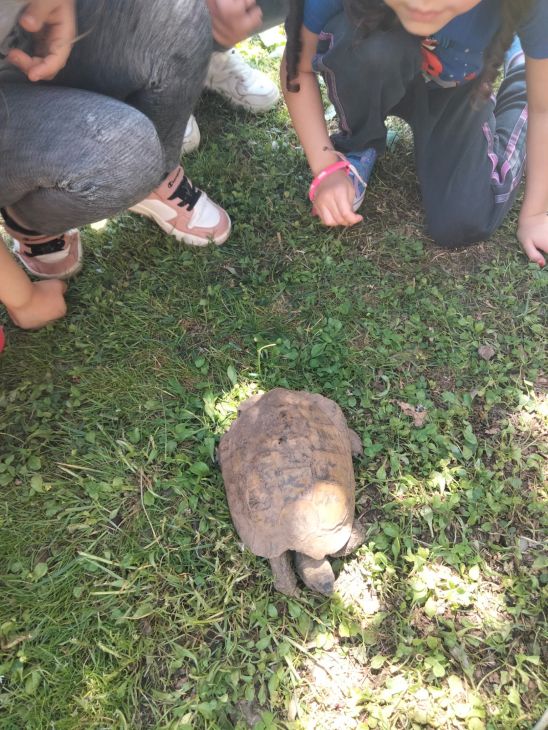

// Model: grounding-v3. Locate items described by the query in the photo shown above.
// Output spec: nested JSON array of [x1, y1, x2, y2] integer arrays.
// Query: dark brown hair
[[475, 0, 533, 102], [285, 0, 533, 102], [284, 0, 305, 91]]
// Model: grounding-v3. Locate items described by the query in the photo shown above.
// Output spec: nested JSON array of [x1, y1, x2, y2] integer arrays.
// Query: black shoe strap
[[24, 237, 66, 257], [1, 207, 41, 237]]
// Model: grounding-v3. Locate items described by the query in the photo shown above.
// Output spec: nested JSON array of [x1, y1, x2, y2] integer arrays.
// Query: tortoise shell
[[218, 389, 357, 560]]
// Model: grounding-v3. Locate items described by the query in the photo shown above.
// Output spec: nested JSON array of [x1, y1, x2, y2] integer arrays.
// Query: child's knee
[[67, 104, 165, 206], [114, 113, 165, 201], [426, 207, 498, 249]]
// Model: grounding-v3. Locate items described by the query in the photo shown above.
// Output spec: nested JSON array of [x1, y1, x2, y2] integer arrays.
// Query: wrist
[[309, 160, 351, 203], [309, 148, 341, 177], [0, 274, 33, 311], [3, 287, 33, 311], [519, 188, 548, 220], [519, 207, 548, 222], [0, 241, 34, 310]]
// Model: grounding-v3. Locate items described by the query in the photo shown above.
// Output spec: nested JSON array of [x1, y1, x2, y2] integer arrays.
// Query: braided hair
[[284, 0, 533, 101], [475, 0, 533, 102], [285, 0, 305, 91], [284, 0, 395, 91]]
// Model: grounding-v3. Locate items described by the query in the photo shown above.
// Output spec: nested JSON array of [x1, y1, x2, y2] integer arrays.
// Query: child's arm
[[0, 238, 67, 329], [517, 56, 548, 267], [7, 0, 76, 82], [281, 26, 362, 227]]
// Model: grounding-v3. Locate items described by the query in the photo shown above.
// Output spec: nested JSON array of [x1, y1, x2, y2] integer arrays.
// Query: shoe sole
[[181, 121, 201, 155], [206, 87, 280, 114], [181, 137, 200, 154], [353, 191, 366, 212], [13, 236, 84, 280], [130, 204, 231, 247]]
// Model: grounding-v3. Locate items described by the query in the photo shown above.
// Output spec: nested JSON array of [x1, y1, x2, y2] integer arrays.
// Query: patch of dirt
[[533, 372, 547, 395], [424, 367, 458, 401], [230, 700, 264, 728], [429, 241, 499, 276], [297, 643, 370, 729]]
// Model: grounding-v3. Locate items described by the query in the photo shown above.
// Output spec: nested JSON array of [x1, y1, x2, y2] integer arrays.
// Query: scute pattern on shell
[[219, 389, 356, 560]]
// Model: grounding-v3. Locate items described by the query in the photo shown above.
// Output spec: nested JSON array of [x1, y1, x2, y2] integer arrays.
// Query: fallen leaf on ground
[[398, 401, 428, 427], [478, 345, 496, 361]]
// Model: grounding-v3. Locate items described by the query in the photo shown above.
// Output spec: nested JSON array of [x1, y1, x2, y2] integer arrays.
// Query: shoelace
[[168, 174, 202, 211], [24, 236, 66, 257]]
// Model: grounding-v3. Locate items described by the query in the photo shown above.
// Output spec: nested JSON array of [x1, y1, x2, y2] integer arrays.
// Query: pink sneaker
[[9, 228, 83, 280], [130, 166, 231, 246]]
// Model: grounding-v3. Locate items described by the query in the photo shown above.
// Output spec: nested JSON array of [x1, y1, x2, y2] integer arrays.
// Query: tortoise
[[218, 388, 364, 596]]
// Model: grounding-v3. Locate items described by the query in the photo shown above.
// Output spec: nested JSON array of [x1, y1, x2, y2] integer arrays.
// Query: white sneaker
[[181, 114, 201, 154], [205, 49, 280, 113]]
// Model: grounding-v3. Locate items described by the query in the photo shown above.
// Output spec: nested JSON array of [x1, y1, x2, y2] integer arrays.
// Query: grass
[[0, 36, 547, 730]]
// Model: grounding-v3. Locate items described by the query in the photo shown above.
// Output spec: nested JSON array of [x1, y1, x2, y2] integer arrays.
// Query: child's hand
[[313, 171, 363, 227], [6, 279, 67, 329], [517, 212, 548, 267], [206, 0, 263, 48], [7, 0, 76, 82]]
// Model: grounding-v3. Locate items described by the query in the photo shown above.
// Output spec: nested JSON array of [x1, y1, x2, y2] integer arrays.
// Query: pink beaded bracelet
[[308, 160, 351, 203]]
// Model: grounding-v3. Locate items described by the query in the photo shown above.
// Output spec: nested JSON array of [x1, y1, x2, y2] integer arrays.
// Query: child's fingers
[[28, 52, 68, 81], [317, 205, 337, 227], [325, 199, 349, 227], [321, 205, 362, 227], [8, 39, 72, 82], [7, 50, 55, 81], [6, 50, 68, 82], [19, 0, 65, 32], [339, 203, 363, 226], [346, 212, 363, 225], [340, 186, 364, 226], [5, 48, 36, 77], [315, 199, 361, 227], [18, 8, 44, 33], [313, 174, 364, 227], [520, 237, 546, 267], [332, 193, 363, 226], [14, 1, 76, 81], [46, 279, 68, 296], [333, 202, 357, 227]]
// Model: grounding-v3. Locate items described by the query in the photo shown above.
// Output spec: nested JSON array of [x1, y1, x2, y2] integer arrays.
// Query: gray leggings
[[0, 0, 212, 235]]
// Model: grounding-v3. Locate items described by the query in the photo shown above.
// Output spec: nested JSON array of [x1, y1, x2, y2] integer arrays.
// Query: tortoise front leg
[[294, 553, 335, 595], [349, 429, 363, 457], [269, 552, 299, 596]]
